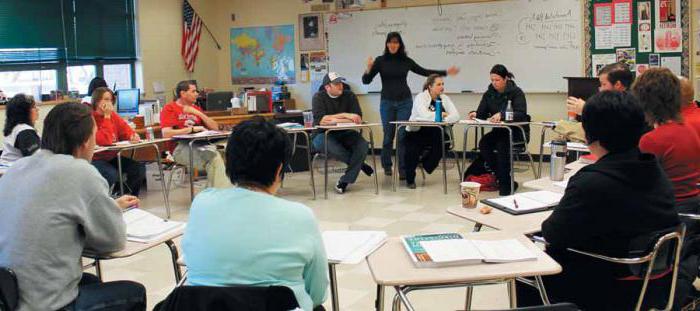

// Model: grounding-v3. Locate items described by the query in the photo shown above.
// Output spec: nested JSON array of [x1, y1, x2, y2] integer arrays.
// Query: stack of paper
[[123, 208, 185, 243], [276, 122, 303, 129], [173, 130, 224, 139], [419, 238, 537, 266], [322, 231, 387, 264]]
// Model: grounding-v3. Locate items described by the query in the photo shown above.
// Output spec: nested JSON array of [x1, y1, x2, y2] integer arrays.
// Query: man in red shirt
[[160, 80, 230, 189], [90, 87, 146, 195]]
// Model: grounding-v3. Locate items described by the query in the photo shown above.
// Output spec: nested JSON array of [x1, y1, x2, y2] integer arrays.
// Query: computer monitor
[[205, 91, 233, 111], [116, 88, 140, 117]]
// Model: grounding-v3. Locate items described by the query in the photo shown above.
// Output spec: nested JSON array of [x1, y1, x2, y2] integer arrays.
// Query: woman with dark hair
[[90, 87, 146, 196], [362, 31, 459, 178], [83, 77, 108, 105], [466, 64, 528, 195], [404, 74, 460, 188], [182, 118, 328, 311], [1, 94, 40, 165]]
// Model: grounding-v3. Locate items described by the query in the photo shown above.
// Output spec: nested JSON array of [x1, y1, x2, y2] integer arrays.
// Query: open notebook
[[418, 238, 537, 267], [123, 208, 185, 243], [323, 231, 387, 264], [482, 191, 563, 215]]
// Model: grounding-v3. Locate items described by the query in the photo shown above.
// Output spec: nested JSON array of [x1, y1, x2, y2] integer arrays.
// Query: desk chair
[[567, 224, 685, 311], [154, 285, 300, 311], [0, 267, 18, 311], [416, 125, 462, 185]]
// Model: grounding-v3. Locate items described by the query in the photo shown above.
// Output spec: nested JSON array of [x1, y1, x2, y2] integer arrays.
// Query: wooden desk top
[[367, 231, 561, 286], [317, 123, 381, 130], [84, 226, 184, 259], [447, 204, 551, 235], [459, 120, 530, 126]]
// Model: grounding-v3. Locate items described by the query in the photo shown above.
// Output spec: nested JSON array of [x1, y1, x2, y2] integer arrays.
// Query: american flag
[[182, 0, 202, 72]]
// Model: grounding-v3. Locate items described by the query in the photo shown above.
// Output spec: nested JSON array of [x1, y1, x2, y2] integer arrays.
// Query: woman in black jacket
[[467, 64, 528, 195], [362, 32, 459, 178]]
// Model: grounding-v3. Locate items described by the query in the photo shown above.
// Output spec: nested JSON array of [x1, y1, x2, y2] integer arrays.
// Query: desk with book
[[367, 231, 561, 311], [83, 208, 185, 284]]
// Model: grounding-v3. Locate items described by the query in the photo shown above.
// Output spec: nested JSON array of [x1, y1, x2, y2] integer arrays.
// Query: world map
[[230, 25, 296, 84]]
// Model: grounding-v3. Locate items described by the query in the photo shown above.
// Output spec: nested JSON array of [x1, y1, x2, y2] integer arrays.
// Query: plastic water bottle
[[435, 97, 443, 122], [504, 100, 514, 122]]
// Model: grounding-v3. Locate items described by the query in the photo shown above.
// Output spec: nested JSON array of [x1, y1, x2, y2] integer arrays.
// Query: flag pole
[[188, 1, 222, 50]]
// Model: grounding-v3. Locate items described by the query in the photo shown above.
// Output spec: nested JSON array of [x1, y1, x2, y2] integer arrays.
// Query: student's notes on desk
[[402, 233, 536, 267], [123, 208, 184, 243], [323, 231, 387, 264], [482, 191, 563, 215]]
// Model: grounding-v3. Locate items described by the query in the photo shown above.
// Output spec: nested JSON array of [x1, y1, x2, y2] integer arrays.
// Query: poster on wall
[[637, 2, 652, 52], [309, 52, 328, 98], [655, 0, 680, 29], [592, 53, 617, 74], [299, 13, 325, 51], [230, 25, 296, 84], [594, 3, 614, 49], [654, 28, 683, 53], [661, 56, 681, 75], [616, 48, 637, 69]]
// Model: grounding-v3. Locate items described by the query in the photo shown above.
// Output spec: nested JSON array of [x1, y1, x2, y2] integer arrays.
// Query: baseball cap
[[323, 72, 346, 86]]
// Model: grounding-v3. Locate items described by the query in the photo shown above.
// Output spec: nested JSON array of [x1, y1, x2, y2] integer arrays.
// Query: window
[[0, 70, 57, 98], [67, 65, 96, 95], [0, 0, 137, 97], [104, 64, 133, 91]]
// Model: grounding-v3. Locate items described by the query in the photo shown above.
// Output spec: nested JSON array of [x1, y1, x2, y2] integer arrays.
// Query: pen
[[513, 199, 519, 209]]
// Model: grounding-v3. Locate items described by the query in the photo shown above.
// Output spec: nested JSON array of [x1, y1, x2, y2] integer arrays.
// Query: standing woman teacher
[[362, 32, 459, 178]]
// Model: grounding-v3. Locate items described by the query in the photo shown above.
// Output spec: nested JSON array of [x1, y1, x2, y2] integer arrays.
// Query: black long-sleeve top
[[362, 54, 446, 101]]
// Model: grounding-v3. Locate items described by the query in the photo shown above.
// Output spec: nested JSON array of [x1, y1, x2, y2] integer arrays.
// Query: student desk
[[171, 131, 231, 201], [447, 204, 552, 235], [280, 126, 317, 199], [317, 123, 380, 199], [83, 226, 184, 284], [522, 160, 589, 194], [529, 122, 557, 178], [390, 121, 457, 194], [367, 231, 561, 311], [96, 138, 173, 218], [458, 120, 531, 195]]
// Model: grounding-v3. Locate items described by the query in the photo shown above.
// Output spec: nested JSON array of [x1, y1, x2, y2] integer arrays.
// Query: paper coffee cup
[[460, 181, 481, 208]]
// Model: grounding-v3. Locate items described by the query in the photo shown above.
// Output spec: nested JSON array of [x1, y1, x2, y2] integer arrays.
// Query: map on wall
[[230, 25, 296, 84]]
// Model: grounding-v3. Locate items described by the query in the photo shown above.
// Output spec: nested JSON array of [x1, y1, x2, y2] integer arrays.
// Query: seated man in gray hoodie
[[0, 103, 145, 311]]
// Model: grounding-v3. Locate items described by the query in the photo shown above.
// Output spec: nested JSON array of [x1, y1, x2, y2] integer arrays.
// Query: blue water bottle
[[434, 97, 443, 122]]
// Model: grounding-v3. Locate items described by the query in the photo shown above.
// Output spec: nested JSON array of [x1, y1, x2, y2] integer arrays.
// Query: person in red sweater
[[680, 76, 700, 136], [90, 87, 146, 196], [632, 68, 700, 220], [160, 80, 230, 189]]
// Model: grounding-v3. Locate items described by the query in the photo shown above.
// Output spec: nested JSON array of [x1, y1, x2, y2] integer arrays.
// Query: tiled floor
[[95, 159, 544, 310]]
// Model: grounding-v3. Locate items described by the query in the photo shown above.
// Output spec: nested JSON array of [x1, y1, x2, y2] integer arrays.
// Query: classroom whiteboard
[[326, 0, 583, 94]]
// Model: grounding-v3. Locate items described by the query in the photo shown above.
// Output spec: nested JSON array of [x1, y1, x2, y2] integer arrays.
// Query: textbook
[[123, 208, 185, 243], [419, 238, 537, 267], [481, 191, 563, 215], [401, 233, 464, 268], [323, 230, 387, 264]]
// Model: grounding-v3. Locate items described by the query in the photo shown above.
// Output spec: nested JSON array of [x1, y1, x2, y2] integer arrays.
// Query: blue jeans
[[92, 158, 146, 196], [312, 131, 369, 184], [380, 97, 413, 172], [64, 273, 146, 311]]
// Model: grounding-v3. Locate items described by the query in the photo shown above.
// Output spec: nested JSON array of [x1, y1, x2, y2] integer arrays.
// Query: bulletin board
[[584, 0, 690, 77]]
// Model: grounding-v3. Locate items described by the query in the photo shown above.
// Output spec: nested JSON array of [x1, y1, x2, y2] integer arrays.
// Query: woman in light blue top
[[182, 118, 328, 311]]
